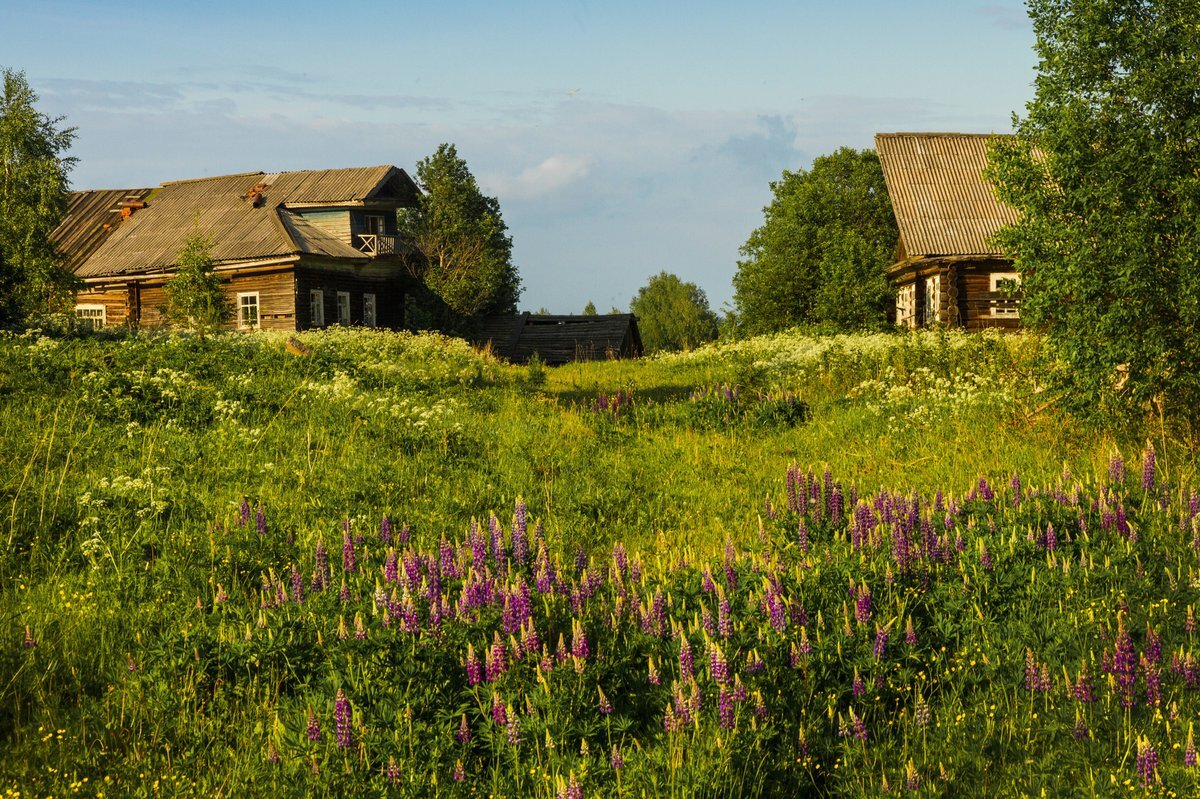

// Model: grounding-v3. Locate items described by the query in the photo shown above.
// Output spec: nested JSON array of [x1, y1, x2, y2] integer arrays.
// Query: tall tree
[[399, 143, 520, 319], [629, 271, 718, 352], [733, 148, 896, 334], [161, 228, 230, 339], [987, 0, 1200, 426], [0, 68, 77, 326]]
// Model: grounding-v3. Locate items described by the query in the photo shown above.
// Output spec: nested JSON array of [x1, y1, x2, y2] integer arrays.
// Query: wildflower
[[492, 693, 507, 726], [797, 519, 810, 555], [21, 626, 35, 649], [1186, 724, 1196, 767], [1072, 709, 1087, 741], [338, 579, 350, 603], [290, 565, 304, 604], [904, 617, 917, 646], [453, 759, 465, 781], [465, 644, 482, 686], [914, 697, 931, 727], [679, 636, 694, 678], [708, 641, 730, 684], [979, 541, 993, 571], [506, 704, 520, 745], [718, 594, 733, 638], [1114, 616, 1138, 708], [456, 714, 471, 744], [598, 686, 613, 715], [1109, 453, 1126, 486], [571, 618, 590, 659], [905, 760, 919, 791], [1188, 606, 1196, 634], [1142, 443, 1156, 493], [1044, 523, 1057, 552], [512, 498, 529, 565], [1136, 736, 1158, 785], [873, 625, 888, 659], [385, 756, 400, 785], [1145, 624, 1162, 664], [610, 744, 624, 770], [215, 584, 229, 603], [342, 533, 356, 574], [850, 708, 868, 742], [306, 707, 321, 742], [267, 740, 280, 764], [334, 689, 352, 749], [238, 497, 250, 526], [718, 686, 735, 729]]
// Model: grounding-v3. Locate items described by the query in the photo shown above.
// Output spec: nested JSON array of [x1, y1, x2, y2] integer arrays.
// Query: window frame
[[74, 303, 106, 330], [922, 274, 941, 326], [236, 291, 260, 330], [364, 214, 386, 235], [896, 283, 917, 329], [336, 291, 351, 326], [310, 289, 325, 328], [362, 292, 377, 328], [989, 272, 1022, 318]]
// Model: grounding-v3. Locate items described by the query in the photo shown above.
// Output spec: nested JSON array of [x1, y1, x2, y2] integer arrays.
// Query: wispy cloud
[[977, 5, 1029, 31], [491, 155, 592, 201]]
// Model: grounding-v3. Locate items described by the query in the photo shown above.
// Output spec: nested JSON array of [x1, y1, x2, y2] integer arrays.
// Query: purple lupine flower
[[798, 626, 812, 655], [379, 515, 391, 546], [980, 542, 993, 571], [855, 585, 872, 625], [465, 644, 482, 686], [565, 771, 583, 799], [718, 686, 735, 729], [384, 549, 399, 583], [238, 497, 251, 526], [905, 617, 917, 646], [1073, 665, 1096, 703], [1186, 726, 1196, 767], [22, 626, 36, 649], [830, 484, 844, 523], [709, 642, 729, 684], [1143, 656, 1162, 707], [873, 626, 888, 659], [338, 579, 350, 603], [334, 689, 352, 749], [718, 595, 733, 638], [1137, 737, 1158, 785], [679, 636, 694, 678], [1009, 471, 1022, 506], [1146, 625, 1162, 664], [851, 709, 867, 742], [512, 498, 528, 565], [1110, 453, 1126, 486], [491, 693, 507, 726], [489, 514, 507, 571], [852, 669, 865, 698], [1073, 711, 1088, 741], [255, 503, 266, 535], [1114, 617, 1138, 708], [385, 756, 400, 785], [1188, 606, 1197, 634], [342, 533, 357, 573], [313, 543, 329, 591], [797, 519, 810, 555], [486, 635, 507, 682], [506, 704, 520, 745], [457, 714, 471, 744], [1044, 523, 1057, 552], [598, 686, 613, 715], [306, 707, 321, 742], [648, 655, 661, 686], [215, 584, 229, 603], [765, 590, 786, 633], [610, 744, 623, 770], [290, 565, 304, 604], [1143, 444, 1156, 493], [267, 740, 280, 764], [914, 698, 931, 727], [571, 619, 590, 659], [905, 761, 920, 792]]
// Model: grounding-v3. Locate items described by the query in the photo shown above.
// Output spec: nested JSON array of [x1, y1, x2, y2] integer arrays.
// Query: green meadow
[[2, 329, 1196, 797]]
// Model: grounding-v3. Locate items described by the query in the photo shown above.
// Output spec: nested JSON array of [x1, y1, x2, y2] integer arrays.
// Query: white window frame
[[236, 291, 260, 330], [364, 214, 386, 235], [922, 274, 941, 326], [310, 289, 325, 327], [75, 304, 106, 329], [336, 291, 351, 326], [896, 283, 917, 329], [989, 272, 1022, 318], [362, 292, 377, 328]]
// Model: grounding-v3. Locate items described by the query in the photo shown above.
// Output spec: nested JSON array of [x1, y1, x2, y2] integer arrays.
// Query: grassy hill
[[2, 328, 1195, 796]]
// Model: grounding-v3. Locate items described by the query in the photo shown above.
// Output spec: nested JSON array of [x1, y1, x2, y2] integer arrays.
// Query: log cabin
[[474, 313, 643, 364], [55, 165, 421, 331], [874, 133, 1022, 330]]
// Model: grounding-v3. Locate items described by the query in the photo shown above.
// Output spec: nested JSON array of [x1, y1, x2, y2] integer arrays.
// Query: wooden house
[[57, 165, 420, 331], [474, 312, 643, 364], [875, 133, 1022, 330]]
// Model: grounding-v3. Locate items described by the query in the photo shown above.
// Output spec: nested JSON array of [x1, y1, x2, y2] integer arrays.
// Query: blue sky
[[1, 0, 1036, 314]]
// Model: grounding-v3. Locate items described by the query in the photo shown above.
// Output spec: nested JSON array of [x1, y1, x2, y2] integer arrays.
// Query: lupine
[[512, 498, 528, 565], [1187, 724, 1197, 767], [598, 686, 613, 715], [1114, 617, 1138, 707], [238, 497, 250, 526], [255, 503, 266, 535], [718, 686, 735, 729], [709, 641, 729, 684], [506, 704, 520, 745], [717, 594, 733, 638], [342, 533, 357, 573], [465, 644, 482, 686], [306, 707, 321, 742], [571, 619, 589, 659], [679, 636, 694, 678], [334, 689, 352, 749], [873, 626, 888, 659], [1044, 523, 1057, 552], [1110, 453, 1126, 485], [855, 584, 872, 624], [904, 617, 917, 646], [456, 714, 471, 744], [492, 693, 507, 726], [22, 626, 35, 649], [905, 760, 920, 792], [610, 744, 623, 770], [1143, 443, 1156, 493], [1136, 737, 1158, 785]]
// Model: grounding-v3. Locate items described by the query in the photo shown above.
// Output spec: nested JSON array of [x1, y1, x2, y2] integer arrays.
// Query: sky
[[1, 0, 1037, 314]]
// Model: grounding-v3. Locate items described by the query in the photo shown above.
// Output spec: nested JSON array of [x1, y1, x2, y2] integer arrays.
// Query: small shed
[[875, 132, 1022, 330], [474, 313, 643, 364]]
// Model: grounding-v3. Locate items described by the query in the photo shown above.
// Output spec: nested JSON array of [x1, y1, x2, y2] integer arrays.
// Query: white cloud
[[492, 154, 592, 201]]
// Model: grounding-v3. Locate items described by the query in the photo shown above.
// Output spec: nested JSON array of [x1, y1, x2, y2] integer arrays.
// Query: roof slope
[[475, 313, 643, 364], [52, 189, 153, 272], [875, 133, 1018, 259], [77, 166, 416, 278]]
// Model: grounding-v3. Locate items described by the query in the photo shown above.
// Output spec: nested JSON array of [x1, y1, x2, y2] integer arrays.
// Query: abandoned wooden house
[[875, 133, 1022, 330], [474, 312, 643, 364], [54, 165, 420, 331]]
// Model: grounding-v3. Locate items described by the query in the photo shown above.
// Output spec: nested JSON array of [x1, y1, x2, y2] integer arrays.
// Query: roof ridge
[[876, 132, 1012, 138], [160, 171, 266, 186]]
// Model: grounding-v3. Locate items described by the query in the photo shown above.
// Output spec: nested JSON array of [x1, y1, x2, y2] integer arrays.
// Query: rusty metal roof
[[76, 166, 418, 278], [875, 133, 1019, 258], [52, 189, 153, 272]]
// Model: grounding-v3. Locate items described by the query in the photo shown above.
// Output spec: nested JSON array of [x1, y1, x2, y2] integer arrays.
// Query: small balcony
[[355, 233, 402, 257]]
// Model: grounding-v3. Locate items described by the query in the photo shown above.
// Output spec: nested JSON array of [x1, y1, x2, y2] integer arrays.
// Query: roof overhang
[[80, 255, 301, 284]]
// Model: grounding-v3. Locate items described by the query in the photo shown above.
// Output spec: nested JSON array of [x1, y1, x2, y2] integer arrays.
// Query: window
[[236, 292, 260, 330], [364, 215, 386, 235], [310, 289, 325, 327], [75, 304, 106, 330], [989, 272, 1021, 318], [896, 283, 917, 329], [337, 291, 351, 325], [363, 292, 377, 327], [922, 274, 941, 326]]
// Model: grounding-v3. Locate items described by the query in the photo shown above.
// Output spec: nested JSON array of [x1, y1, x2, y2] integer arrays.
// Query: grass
[[1, 326, 1195, 797]]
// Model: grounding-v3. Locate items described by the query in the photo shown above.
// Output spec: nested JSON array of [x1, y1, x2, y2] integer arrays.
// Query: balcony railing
[[355, 233, 401, 257]]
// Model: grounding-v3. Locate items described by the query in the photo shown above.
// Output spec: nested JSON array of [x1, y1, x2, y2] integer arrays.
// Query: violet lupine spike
[[512, 498, 528, 565], [313, 543, 329, 591], [1114, 617, 1138, 708], [334, 689, 352, 749], [598, 686, 613, 715], [855, 585, 872, 625], [291, 565, 304, 604], [342, 533, 357, 574], [717, 595, 733, 638], [1186, 725, 1197, 768], [506, 705, 520, 745], [22, 626, 36, 649], [1136, 737, 1158, 786], [797, 519, 810, 555], [491, 693, 507, 726], [489, 514, 507, 571], [384, 549, 399, 583], [679, 636, 695, 679], [611, 744, 623, 770], [255, 504, 266, 535], [306, 707, 321, 742], [1110, 453, 1126, 486], [238, 497, 251, 526], [1146, 625, 1162, 664], [1143, 443, 1156, 493], [571, 619, 590, 659], [718, 686, 735, 729], [453, 760, 465, 782], [1045, 523, 1057, 553], [379, 515, 391, 546], [1073, 710, 1088, 741], [457, 714, 471, 744], [873, 626, 888, 659]]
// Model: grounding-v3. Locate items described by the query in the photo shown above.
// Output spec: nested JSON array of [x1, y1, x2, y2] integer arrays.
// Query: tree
[[733, 147, 896, 334], [0, 68, 78, 326], [161, 228, 230, 338], [399, 143, 520, 319], [987, 0, 1200, 427], [581, 301, 598, 316], [629, 271, 718, 352]]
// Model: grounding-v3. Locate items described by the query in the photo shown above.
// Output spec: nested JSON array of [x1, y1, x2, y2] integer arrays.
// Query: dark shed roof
[[475, 313, 643, 364], [52, 188, 154, 272]]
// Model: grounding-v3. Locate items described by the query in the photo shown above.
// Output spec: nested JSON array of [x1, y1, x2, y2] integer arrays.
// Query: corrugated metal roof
[[76, 166, 417, 278], [52, 189, 153, 272], [875, 133, 1019, 258]]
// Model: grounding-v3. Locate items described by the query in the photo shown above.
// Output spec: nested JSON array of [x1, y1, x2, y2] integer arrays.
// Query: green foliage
[[161, 228, 231, 337], [986, 0, 1200, 429], [0, 68, 78, 327], [629, 271, 718, 352], [733, 147, 896, 335], [582, 301, 598, 316], [399, 143, 521, 319]]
